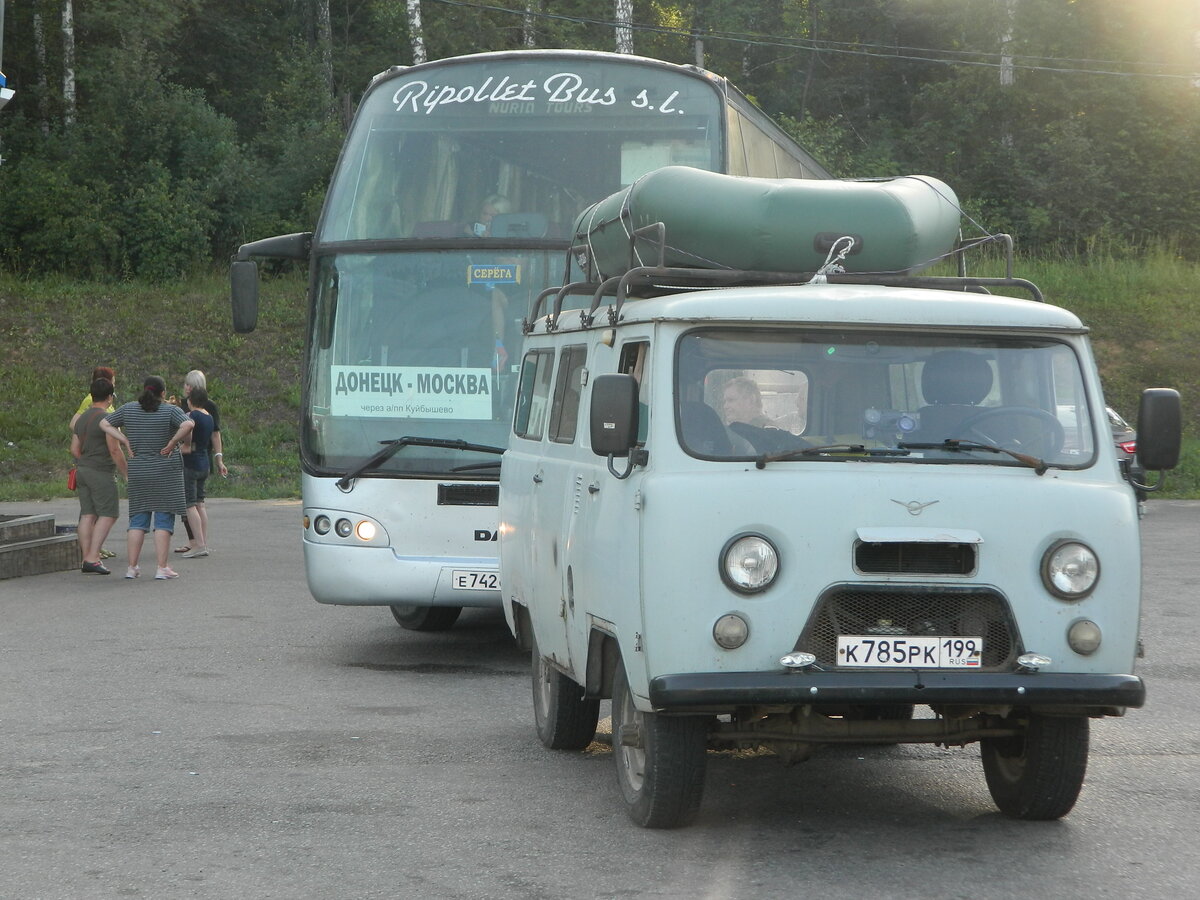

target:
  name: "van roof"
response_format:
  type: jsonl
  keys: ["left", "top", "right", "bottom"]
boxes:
{"left": 542, "top": 283, "right": 1087, "bottom": 334}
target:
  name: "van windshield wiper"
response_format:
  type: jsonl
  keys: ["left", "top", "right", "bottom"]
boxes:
{"left": 755, "top": 444, "right": 911, "bottom": 469}
{"left": 898, "top": 439, "right": 1048, "bottom": 475}
{"left": 336, "top": 436, "right": 505, "bottom": 489}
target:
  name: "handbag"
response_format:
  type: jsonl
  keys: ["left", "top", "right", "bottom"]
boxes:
{"left": 67, "top": 467, "right": 77, "bottom": 491}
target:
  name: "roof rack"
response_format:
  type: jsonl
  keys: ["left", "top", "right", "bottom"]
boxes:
{"left": 525, "top": 229, "right": 1042, "bottom": 334}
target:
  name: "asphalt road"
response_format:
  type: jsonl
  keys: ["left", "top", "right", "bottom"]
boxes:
{"left": 2, "top": 497, "right": 1198, "bottom": 899}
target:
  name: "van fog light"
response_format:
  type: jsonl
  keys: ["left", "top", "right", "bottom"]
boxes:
{"left": 713, "top": 614, "right": 750, "bottom": 650}
{"left": 1068, "top": 620, "right": 1102, "bottom": 655}
{"left": 720, "top": 534, "right": 779, "bottom": 593}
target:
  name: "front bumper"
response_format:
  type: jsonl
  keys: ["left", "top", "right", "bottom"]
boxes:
{"left": 649, "top": 670, "right": 1145, "bottom": 712}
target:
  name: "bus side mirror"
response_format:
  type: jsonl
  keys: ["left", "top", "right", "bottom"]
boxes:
{"left": 229, "top": 232, "right": 312, "bottom": 334}
{"left": 1136, "top": 388, "right": 1181, "bottom": 471}
{"left": 591, "top": 374, "right": 639, "bottom": 457}
{"left": 230, "top": 260, "right": 259, "bottom": 333}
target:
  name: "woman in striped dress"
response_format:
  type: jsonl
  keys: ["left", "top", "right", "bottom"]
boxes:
{"left": 101, "top": 376, "right": 194, "bottom": 580}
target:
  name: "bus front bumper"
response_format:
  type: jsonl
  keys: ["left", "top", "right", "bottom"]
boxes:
{"left": 303, "top": 541, "right": 501, "bottom": 608}
{"left": 648, "top": 670, "right": 1145, "bottom": 713}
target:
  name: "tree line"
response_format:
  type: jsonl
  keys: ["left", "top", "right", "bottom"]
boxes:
{"left": 1, "top": 0, "right": 1197, "bottom": 281}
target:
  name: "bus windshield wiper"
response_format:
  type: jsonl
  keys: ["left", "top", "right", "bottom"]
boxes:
{"left": 898, "top": 439, "right": 1048, "bottom": 475}
{"left": 337, "top": 436, "right": 505, "bottom": 489}
{"left": 754, "top": 444, "right": 911, "bottom": 469}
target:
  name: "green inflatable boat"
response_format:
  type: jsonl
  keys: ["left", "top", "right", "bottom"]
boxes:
{"left": 572, "top": 167, "right": 962, "bottom": 279}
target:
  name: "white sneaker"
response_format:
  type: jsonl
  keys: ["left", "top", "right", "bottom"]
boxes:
{"left": 125, "top": 566, "right": 140, "bottom": 579}
{"left": 155, "top": 567, "right": 180, "bottom": 580}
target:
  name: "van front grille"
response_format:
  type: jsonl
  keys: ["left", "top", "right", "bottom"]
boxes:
{"left": 795, "top": 584, "right": 1020, "bottom": 670}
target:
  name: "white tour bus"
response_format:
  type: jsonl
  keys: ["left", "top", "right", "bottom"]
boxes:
{"left": 230, "top": 50, "right": 829, "bottom": 630}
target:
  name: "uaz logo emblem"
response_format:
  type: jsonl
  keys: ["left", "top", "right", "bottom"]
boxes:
{"left": 892, "top": 499, "right": 939, "bottom": 516}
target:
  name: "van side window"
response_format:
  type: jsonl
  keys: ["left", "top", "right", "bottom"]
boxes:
{"left": 514, "top": 349, "right": 555, "bottom": 440}
{"left": 549, "top": 345, "right": 587, "bottom": 444}
{"left": 619, "top": 341, "right": 650, "bottom": 444}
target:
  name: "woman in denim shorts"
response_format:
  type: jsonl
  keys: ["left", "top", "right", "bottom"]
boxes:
{"left": 100, "top": 376, "right": 194, "bottom": 580}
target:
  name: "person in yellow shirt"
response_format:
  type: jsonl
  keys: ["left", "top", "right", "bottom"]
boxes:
{"left": 70, "top": 366, "right": 116, "bottom": 429}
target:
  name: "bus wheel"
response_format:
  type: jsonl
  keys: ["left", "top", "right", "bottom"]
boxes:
{"left": 981, "top": 714, "right": 1089, "bottom": 820}
{"left": 389, "top": 604, "right": 462, "bottom": 631}
{"left": 531, "top": 634, "right": 599, "bottom": 750}
{"left": 611, "top": 661, "right": 708, "bottom": 828}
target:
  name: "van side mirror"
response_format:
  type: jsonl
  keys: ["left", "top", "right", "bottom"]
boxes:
{"left": 590, "top": 374, "right": 639, "bottom": 457}
{"left": 1135, "top": 388, "right": 1182, "bottom": 471}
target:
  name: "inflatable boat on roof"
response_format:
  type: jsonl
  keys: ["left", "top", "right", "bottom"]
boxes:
{"left": 572, "top": 167, "right": 962, "bottom": 280}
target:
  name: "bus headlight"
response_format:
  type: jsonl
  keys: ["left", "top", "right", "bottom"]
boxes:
{"left": 313, "top": 515, "right": 332, "bottom": 535}
{"left": 720, "top": 534, "right": 779, "bottom": 594}
{"left": 355, "top": 520, "right": 378, "bottom": 541}
{"left": 1041, "top": 540, "right": 1099, "bottom": 600}
{"left": 335, "top": 518, "right": 354, "bottom": 538}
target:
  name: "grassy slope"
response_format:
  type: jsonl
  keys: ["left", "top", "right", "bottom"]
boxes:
{"left": 2, "top": 253, "right": 1198, "bottom": 501}
{"left": 0, "top": 272, "right": 305, "bottom": 501}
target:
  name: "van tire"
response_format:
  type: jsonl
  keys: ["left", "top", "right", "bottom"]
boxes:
{"left": 611, "top": 662, "right": 708, "bottom": 828}
{"left": 531, "top": 634, "right": 600, "bottom": 750}
{"left": 389, "top": 604, "right": 462, "bottom": 631}
{"left": 981, "top": 714, "right": 1089, "bottom": 820}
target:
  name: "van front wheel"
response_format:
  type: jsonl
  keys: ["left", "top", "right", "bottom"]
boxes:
{"left": 611, "top": 662, "right": 708, "bottom": 828}
{"left": 531, "top": 634, "right": 600, "bottom": 750}
{"left": 980, "top": 714, "right": 1089, "bottom": 820}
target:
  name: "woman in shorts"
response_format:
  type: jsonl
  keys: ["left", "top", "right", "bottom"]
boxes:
{"left": 100, "top": 376, "right": 194, "bottom": 580}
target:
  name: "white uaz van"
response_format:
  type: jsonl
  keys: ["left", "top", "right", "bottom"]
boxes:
{"left": 499, "top": 187, "right": 1181, "bottom": 828}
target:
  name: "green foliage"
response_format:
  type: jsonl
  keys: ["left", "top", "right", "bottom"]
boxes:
{"left": 2, "top": 0, "right": 1199, "bottom": 276}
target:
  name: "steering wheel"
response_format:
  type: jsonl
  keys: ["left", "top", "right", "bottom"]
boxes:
{"left": 957, "top": 406, "right": 1065, "bottom": 458}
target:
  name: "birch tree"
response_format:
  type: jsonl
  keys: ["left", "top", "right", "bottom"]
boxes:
{"left": 61, "top": 0, "right": 75, "bottom": 126}
{"left": 615, "top": 0, "right": 632, "bottom": 54}
{"left": 315, "top": 0, "right": 335, "bottom": 116}
{"left": 33, "top": 7, "right": 50, "bottom": 134}
{"left": 407, "top": 0, "right": 426, "bottom": 65}
{"left": 523, "top": 3, "right": 537, "bottom": 48}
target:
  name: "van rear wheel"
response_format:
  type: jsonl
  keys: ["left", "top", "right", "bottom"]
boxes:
{"left": 389, "top": 604, "right": 462, "bottom": 631}
{"left": 531, "top": 633, "right": 600, "bottom": 750}
{"left": 981, "top": 714, "right": 1089, "bottom": 820}
{"left": 611, "top": 662, "right": 708, "bottom": 828}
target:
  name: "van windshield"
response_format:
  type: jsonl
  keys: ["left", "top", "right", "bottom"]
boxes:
{"left": 675, "top": 329, "right": 1096, "bottom": 467}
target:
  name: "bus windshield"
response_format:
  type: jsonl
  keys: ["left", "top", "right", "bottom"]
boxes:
{"left": 319, "top": 56, "right": 723, "bottom": 244}
{"left": 306, "top": 55, "right": 729, "bottom": 477}
{"left": 677, "top": 329, "right": 1097, "bottom": 468}
{"left": 304, "top": 248, "right": 565, "bottom": 475}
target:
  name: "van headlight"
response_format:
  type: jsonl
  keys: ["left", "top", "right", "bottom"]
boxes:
{"left": 720, "top": 534, "right": 779, "bottom": 594}
{"left": 1041, "top": 540, "right": 1099, "bottom": 600}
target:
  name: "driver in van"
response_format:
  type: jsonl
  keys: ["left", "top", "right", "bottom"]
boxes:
{"left": 722, "top": 377, "right": 773, "bottom": 428}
